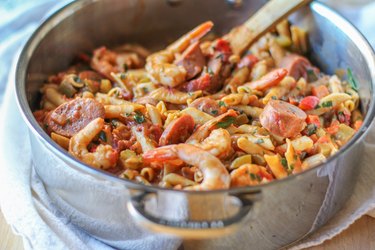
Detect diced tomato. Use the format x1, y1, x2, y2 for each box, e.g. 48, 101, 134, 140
326, 120, 340, 134
237, 54, 258, 69
311, 85, 330, 99
299, 96, 320, 110
306, 115, 321, 128
215, 39, 232, 55
353, 120, 363, 131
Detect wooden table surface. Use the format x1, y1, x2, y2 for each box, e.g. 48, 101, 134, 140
1, 210, 375, 249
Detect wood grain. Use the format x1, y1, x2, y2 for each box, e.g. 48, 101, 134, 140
1, 209, 374, 249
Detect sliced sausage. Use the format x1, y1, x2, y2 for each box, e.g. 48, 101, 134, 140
189, 97, 222, 116
259, 100, 307, 138
279, 54, 319, 80
246, 68, 288, 91
159, 114, 195, 146
45, 98, 105, 137
175, 41, 205, 80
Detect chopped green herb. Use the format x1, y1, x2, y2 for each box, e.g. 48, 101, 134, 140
187, 92, 193, 97
134, 112, 145, 124
215, 54, 224, 60
254, 138, 264, 144
250, 173, 261, 182
281, 158, 288, 170
120, 73, 127, 80
216, 116, 235, 128
306, 123, 317, 136
250, 173, 257, 180
123, 64, 128, 72
256, 175, 262, 182
218, 101, 226, 107
290, 164, 295, 170
271, 96, 277, 100
322, 101, 333, 108
44, 123, 49, 129
207, 68, 214, 76
306, 68, 318, 82
347, 68, 359, 91
125, 113, 131, 117
315, 104, 321, 109
211, 110, 218, 115
99, 131, 107, 142
73, 76, 82, 83
142, 87, 149, 93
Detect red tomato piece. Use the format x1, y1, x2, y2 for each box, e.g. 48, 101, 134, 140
298, 96, 320, 110
306, 115, 321, 128
215, 39, 232, 54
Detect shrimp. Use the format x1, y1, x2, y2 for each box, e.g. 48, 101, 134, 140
186, 109, 237, 144
230, 164, 272, 187
145, 21, 213, 87
69, 118, 118, 169
143, 144, 230, 190
191, 128, 232, 159
91, 46, 148, 81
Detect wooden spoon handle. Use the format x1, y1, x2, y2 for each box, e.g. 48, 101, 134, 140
227, 0, 312, 55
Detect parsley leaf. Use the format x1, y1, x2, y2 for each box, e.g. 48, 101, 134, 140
322, 101, 332, 108
134, 112, 145, 124
211, 110, 218, 115
99, 131, 107, 142
216, 116, 235, 128
218, 101, 226, 107
347, 68, 359, 91
281, 158, 288, 170
306, 123, 317, 136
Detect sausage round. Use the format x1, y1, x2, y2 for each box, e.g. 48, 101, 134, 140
279, 54, 313, 80
159, 114, 195, 146
189, 97, 222, 116
45, 98, 105, 137
175, 41, 205, 80
259, 100, 307, 138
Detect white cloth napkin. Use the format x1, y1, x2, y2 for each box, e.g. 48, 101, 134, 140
1, 1, 375, 250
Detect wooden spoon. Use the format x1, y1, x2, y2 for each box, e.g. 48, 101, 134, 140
227, 0, 312, 55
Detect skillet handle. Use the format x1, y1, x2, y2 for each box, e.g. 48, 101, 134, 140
127, 192, 256, 239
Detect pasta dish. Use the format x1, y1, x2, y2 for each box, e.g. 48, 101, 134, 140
33, 20, 363, 190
